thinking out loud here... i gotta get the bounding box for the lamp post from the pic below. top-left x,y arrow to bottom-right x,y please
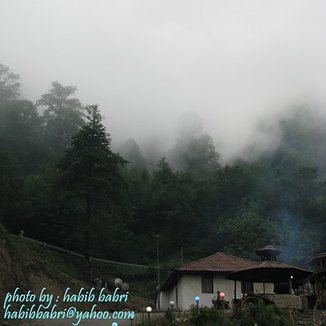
146,306 -> 152,325
130,315 -> 134,326
153,235 -> 160,288
169,300 -> 175,310
195,296 -> 200,315
153,234 -> 160,310
290,275 -> 294,294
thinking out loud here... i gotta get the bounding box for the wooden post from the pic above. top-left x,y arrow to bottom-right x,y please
234,280 -> 237,300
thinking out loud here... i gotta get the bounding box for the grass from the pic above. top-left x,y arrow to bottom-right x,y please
133,301 -> 294,326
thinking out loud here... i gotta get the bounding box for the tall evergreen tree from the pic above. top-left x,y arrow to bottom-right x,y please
0,63 -> 20,105
170,113 -> 219,175
0,100 -> 44,173
56,105 -> 126,279
37,81 -> 84,152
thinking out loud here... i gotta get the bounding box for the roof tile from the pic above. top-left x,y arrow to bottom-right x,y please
176,252 -> 253,273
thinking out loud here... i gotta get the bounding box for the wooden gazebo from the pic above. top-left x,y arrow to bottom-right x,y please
226,245 -> 312,295
305,251 -> 326,309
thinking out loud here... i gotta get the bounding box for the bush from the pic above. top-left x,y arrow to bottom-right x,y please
163,308 -> 176,325
249,299 -> 285,326
189,307 -> 224,326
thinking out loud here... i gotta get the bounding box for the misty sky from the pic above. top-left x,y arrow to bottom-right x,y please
1,0 -> 326,160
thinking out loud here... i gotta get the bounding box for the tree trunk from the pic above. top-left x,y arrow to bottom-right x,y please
84,196 -> 92,281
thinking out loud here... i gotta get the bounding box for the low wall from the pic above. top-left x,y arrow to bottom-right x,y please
264,294 -> 303,309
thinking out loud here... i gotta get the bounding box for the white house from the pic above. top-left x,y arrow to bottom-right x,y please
159,251 -> 274,311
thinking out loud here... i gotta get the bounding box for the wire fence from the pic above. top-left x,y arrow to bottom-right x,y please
18,233 -> 152,269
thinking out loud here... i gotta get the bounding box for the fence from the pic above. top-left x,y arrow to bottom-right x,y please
18,233 -> 151,269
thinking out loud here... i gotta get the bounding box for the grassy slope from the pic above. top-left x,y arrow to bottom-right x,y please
0,224 -> 155,323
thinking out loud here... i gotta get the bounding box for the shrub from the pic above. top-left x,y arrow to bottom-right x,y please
189,307 -> 224,326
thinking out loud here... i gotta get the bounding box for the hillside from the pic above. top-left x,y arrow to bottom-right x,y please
0,225 -> 155,325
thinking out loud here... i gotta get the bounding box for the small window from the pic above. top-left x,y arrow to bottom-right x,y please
241,281 -> 253,294
202,275 -> 213,293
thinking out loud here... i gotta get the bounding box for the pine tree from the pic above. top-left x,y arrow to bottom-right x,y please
37,81 -> 84,152
57,105 -> 126,279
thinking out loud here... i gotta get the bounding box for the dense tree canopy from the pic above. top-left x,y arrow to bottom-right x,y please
170,113 -> 219,175
37,81 -> 84,152
0,63 -> 20,105
1,63 -> 326,273
0,100 -> 44,173
56,105 -> 127,261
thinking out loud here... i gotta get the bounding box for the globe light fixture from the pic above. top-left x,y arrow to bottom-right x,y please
195,296 -> 200,314
146,306 -> 152,313
146,306 -> 152,325
114,278 -> 123,288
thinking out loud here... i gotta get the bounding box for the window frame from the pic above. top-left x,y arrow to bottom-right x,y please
202,275 -> 214,293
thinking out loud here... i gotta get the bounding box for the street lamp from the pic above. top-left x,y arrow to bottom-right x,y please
195,296 -> 200,314
153,234 -> 160,310
146,306 -> 152,325
152,234 -> 160,289
169,300 -> 175,310
290,275 -> 294,294
114,278 -> 123,288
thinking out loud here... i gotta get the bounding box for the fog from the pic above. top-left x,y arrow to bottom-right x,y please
2,0 -> 326,161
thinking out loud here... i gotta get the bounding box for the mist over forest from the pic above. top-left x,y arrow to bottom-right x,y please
2,1 -> 326,284
1,62 -> 326,280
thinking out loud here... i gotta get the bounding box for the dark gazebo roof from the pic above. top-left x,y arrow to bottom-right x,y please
225,259 -> 312,283
226,245 -> 312,283
305,251 -> 326,267
256,245 -> 282,260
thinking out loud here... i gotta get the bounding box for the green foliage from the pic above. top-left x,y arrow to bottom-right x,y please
182,303 -> 290,326
37,81 -> 85,152
163,308 -> 176,325
56,105 -> 127,262
216,213 -> 279,259
0,63 -> 20,104
118,138 -> 146,168
171,113 -> 219,175
21,165 -> 75,247
189,307 -> 224,326
2,62 -> 326,273
0,100 -> 45,173
231,307 -> 254,326
249,300 -> 288,326
0,152 -> 24,230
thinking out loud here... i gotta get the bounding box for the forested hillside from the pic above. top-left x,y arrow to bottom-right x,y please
1,63 -> 326,281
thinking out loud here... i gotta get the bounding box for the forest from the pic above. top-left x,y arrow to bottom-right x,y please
1,62 -> 326,279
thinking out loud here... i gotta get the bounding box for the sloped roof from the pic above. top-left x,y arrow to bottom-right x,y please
177,252 -> 253,273
305,252 -> 326,266
160,252 -> 253,291
226,260 -> 312,283
256,245 -> 281,256
256,245 -> 280,251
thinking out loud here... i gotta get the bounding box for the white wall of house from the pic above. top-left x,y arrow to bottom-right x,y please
160,274 -> 239,310
159,285 -> 176,310
159,274 -> 275,311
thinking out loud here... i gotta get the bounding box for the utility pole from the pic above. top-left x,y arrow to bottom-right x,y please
153,234 -> 160,309
153,234 -> 160,289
